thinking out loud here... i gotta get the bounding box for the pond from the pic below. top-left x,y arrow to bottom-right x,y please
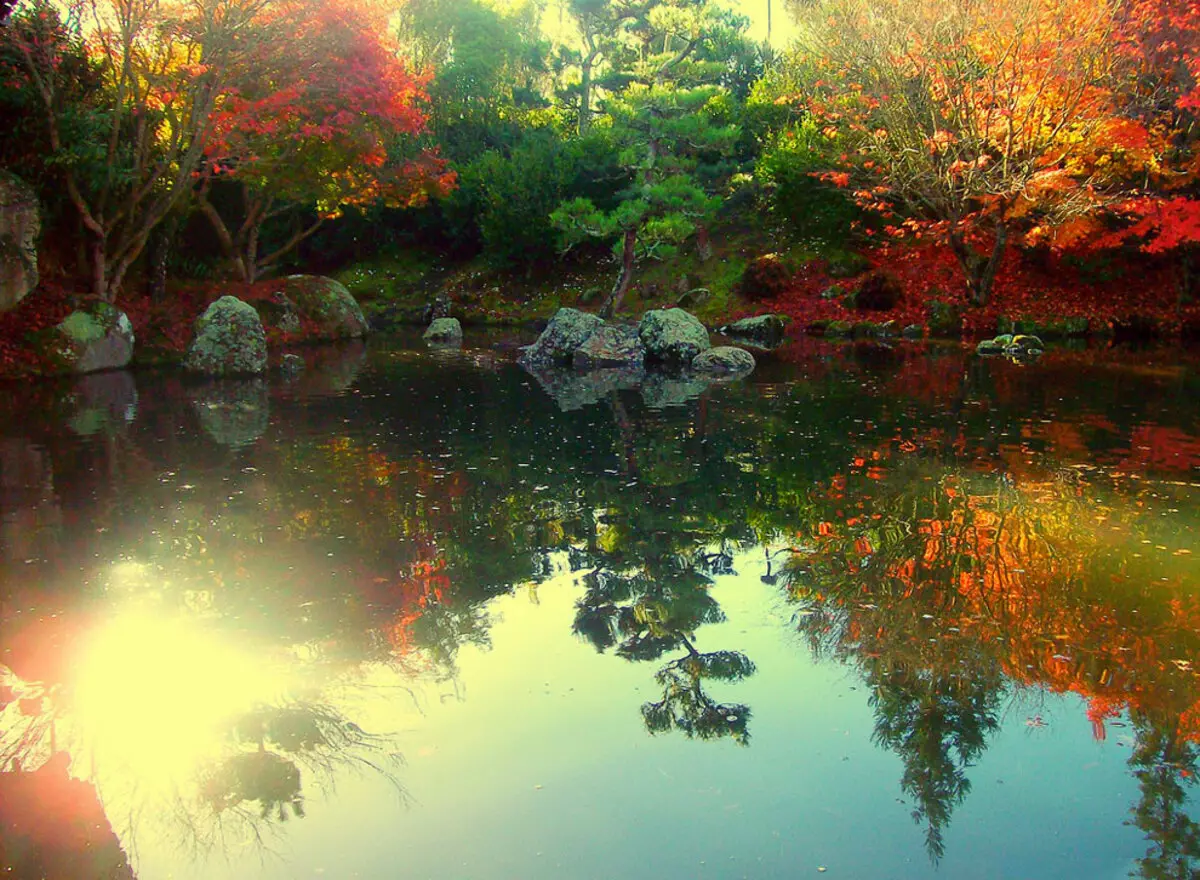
1,333 -> 1198,879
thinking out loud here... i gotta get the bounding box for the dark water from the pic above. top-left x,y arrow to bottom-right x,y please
1,334 -> 1198,879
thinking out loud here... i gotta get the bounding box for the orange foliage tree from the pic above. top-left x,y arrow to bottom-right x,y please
195,0 -> 455,283
789,0 -> 1162,305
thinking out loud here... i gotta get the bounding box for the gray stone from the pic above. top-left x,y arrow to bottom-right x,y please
0,172 -> 40,313
190,379 -> 269,448
902,324 -> 924,339
722,314 -> 787,346
49,303 -> 135,374
638,308 -> 710,364
424,317 -> 463,344
185,296 -> 268,376
279,275 -> 369,339
675,287 -> 711,309
573,324 -> 645,370
519,308 -> 605,369
691,346 -> 756,375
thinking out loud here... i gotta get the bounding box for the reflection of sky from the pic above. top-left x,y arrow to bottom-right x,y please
120,554 -> 1141,880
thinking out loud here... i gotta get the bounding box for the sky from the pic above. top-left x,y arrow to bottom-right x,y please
731,0 -> 799,46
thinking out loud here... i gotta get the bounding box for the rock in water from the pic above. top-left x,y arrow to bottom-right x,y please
0,171 -> 40,313
691,346 -> 756,375
47,302 -> 135,374
278,276 -> 369,339
518,308 -> 604,369
722,314 -> 786,346
185,296 -> 268,376
638,308 -> 710,364
572,324 -> 645,369
424,317 -> 463,344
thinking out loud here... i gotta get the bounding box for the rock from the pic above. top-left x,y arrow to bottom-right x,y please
824,320 -> 853,337
48,302 -> 135,374
902,324 -> 924,339
927,300 -> 964,337
573,324 -> 645,369
738,254 -> 791,300
518,307 -> 605,369
424,317 -> 463,344
185,296 -> 268,376
675,287 -> 711,309
638,308 -> 710,364
820,284 -> 845,300
0,171 -> 40,313
853,270 -> 901,311
279,353 -> 305,376
691,346 -> 755,375
975,338 -> 1006,355
190,379 -> 269,448
524,364 -> 644,412
977,333 -> 1043,358
722,314 -> 787,346
278,276 -> 369,339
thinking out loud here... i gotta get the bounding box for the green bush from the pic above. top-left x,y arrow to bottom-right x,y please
755,118 -> 860,243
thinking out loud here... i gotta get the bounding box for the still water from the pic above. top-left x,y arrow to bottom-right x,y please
1,333 -> 1198,879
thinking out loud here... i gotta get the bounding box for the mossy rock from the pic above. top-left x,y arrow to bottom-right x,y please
997,315 -> 1088,338
185,296 -> 268,376
638,308 -> 711,364
824,320 -> 853,338
278,276 -> 369,340
38,301 -> 135,375
738,254 -> 791,300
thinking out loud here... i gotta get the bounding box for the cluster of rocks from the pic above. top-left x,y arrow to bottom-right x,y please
975,333 -> 1045,359
23,275 -> 369,378
515,307 -> 761,411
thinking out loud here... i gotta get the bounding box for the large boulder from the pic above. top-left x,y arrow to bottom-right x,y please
721,314 -> 786,347
185,296 -> 268,376
424,317 -> 463,344
691,346 -> 755,376
46,302 -> 135,374
0,172 -> 40,313
518,307 -> 604,369
278,276 -> 369,340
638,308 -> 710,364
572,324 -> 645,370
927,300 -> 964,338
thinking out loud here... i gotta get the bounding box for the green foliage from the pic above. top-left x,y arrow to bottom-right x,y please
448,129 -> 623,267
755,118 -> 860,243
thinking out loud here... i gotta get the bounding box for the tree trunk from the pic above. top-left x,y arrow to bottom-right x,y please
196,192 -> 251,282
579,53 -> 596,135
949,221 -> 1008,306
696,225 -> 712,262
145,215 -> 177,301
599,228 -> 637,318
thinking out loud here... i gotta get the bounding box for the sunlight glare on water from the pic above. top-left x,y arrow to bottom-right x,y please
69,609 -> 288,792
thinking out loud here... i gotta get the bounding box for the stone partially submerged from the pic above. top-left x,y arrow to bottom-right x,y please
691,346 -> 756,376
721,314 -> 786,347
424,317 -> 463,345
519,308 -> 605,369
638,308 -> 710,364
278,276 -> 370,340
572,324 -> 645,370
185,296 -> 268,376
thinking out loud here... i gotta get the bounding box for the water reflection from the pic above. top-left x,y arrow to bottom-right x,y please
0,338 -> 1196,877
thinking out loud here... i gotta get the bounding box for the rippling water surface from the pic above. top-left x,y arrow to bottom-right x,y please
1,334 -> 1198,879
